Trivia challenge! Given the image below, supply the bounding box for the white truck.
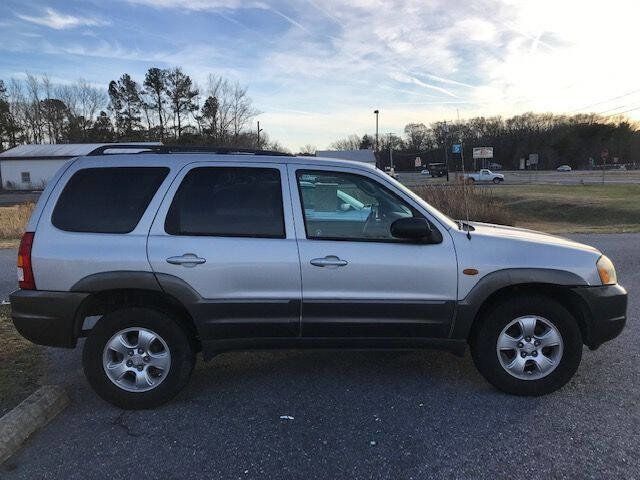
[465,169,504,184]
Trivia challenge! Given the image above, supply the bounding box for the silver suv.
[11,146,627,409]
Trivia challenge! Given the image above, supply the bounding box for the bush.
[0,203,35,239]
[411,183,514,226]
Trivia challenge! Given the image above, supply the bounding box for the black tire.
[492,177,502,184]
[470,294,582,396]
[83,307,195,409]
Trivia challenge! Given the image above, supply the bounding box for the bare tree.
[328,134,362,150]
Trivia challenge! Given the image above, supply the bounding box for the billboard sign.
[473,147,493,159]
[527,153,539,166]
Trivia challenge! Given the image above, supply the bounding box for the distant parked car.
[427,163,447,177]
[557,165,572,172]
[488,162,503,170]
[464,169,504,184]
[420,169,430,175]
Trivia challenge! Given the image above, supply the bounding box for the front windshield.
[380,170,458,230]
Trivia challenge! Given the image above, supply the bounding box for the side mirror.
[390,217,433,241]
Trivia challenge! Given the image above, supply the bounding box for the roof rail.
[86,144,293,157]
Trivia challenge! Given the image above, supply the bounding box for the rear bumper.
[10,289,89,348]
[571,284,627,348]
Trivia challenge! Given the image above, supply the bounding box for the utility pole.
[442,121,450,182]
[373,110,379,151]
[387,132,395,173]
[257,121,263,148]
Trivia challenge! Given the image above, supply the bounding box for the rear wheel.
[83,307,195,409]
[470,295,582,396]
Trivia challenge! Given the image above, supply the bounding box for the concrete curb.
[0,385,69,464]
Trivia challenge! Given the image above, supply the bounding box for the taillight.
[18,232,36,290]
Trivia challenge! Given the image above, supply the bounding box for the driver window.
[296,170,418,241]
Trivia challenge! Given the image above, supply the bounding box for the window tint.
[165,167,285,238]
[296,170,416,241]
[52,167,169,233]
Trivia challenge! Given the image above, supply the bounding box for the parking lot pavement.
[0,249,17,302]
[1,234,638,479]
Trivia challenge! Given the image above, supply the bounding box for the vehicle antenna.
[457,109,471,240]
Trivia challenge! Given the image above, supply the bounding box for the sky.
[0,0,638,150]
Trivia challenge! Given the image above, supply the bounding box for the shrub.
[411,183,514,226]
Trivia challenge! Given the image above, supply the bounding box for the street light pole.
[373,110,379,151]
[257,121,263,147]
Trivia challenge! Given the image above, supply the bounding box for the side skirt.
[201,337,467,360]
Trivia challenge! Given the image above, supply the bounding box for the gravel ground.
[1,233,638,479]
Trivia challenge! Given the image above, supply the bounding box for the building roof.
[0,143,162,159]
[315,150,376,163]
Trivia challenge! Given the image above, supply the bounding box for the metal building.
[0,143,161,190]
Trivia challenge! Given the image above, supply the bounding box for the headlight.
[597,255,617,285]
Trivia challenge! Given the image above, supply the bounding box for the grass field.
[493,184,640,233]
[0,305,43,416]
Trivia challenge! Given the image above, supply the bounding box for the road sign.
[472,147,493,159]
[452,144,461,154]
[527,153,539,166]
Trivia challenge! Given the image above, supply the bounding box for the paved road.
[1,234,638,479]
[398,169,640,187]
[0,249,17,302]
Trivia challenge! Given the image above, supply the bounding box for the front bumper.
[10,289,89,348]
[571,284,627,348]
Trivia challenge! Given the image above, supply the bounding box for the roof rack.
[86,144,293,157]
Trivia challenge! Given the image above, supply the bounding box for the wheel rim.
[496,315,564,380]
[102,327,171,393]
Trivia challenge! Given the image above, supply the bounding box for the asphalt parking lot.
[1,233,638,479]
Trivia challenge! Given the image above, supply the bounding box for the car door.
[147,162,301,340]
[288,164,458,338]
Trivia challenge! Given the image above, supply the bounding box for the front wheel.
[470,295,582,396]
[492,177,503,184]
[83,307,196,409]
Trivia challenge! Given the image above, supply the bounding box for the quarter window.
[296,170,417,241]
[165,167,285,238]
[52,167,169,233]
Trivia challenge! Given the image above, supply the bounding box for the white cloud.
[16,8,109,30]
[124,0,267,10]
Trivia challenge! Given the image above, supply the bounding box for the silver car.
[11,146,627,409]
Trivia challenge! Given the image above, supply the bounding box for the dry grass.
[0,305,43,416]
[0,202,35,241]
[412,183,514,226]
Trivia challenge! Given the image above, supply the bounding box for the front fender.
[450,268,587,340]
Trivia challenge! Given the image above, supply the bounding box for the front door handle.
[310,255,348,267]
[166,253,207,267]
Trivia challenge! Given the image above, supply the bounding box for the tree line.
[329,113,640,170]
[0,68,285,152]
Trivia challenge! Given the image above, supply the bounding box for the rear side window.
[52,167,169,233]
[165,167,285,238]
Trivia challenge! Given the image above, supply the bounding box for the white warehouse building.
[0,143,160,190]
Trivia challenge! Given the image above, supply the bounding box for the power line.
[603,105,640,118]
[570,88,640,113]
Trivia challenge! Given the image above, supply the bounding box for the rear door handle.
[310,255,348,267]
[166,253,207,267]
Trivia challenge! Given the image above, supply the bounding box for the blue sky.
[1,0,638,150]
